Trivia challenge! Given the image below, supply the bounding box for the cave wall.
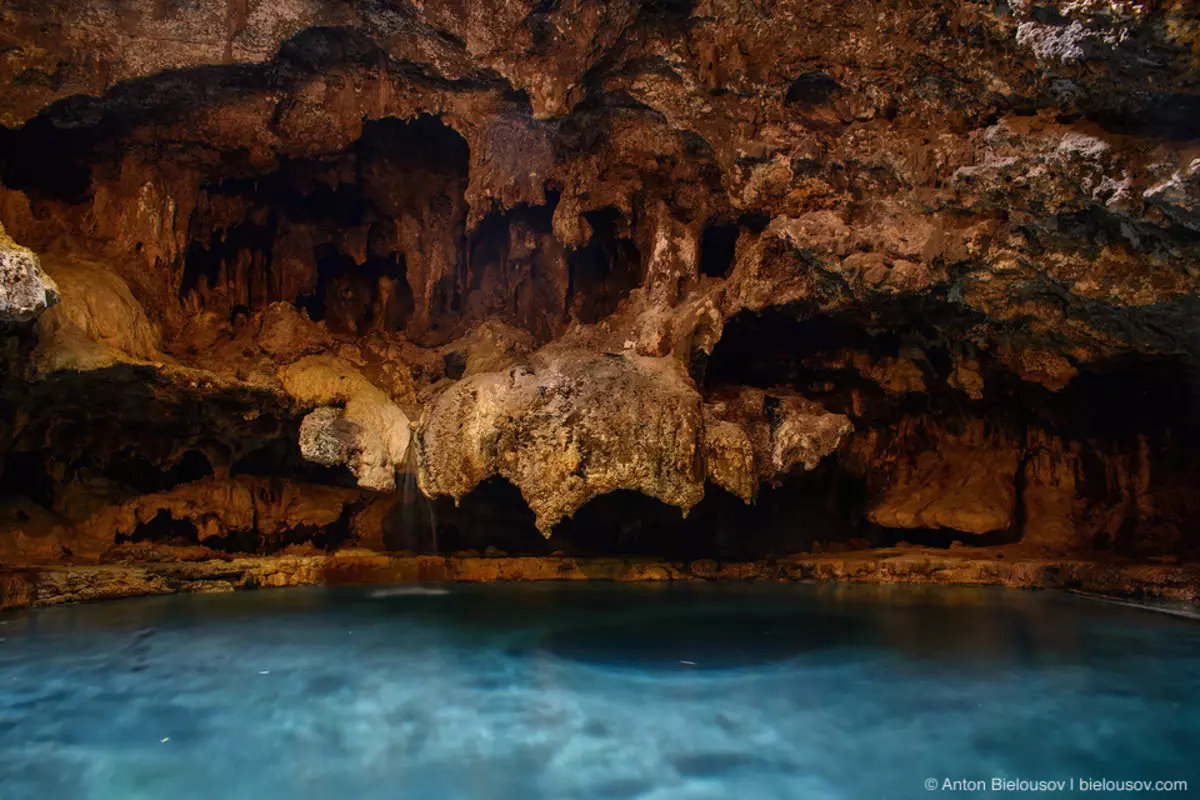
[1,0,1199,567]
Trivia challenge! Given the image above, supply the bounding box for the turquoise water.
[0,583,1198,799]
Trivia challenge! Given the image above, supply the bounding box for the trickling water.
[400,443,438,555]
[1,584,1199,799]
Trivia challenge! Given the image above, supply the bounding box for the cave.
[567,207,644,324]
[0,0,1194,608]
[698,221,739,278]
[1,2,1199,793]
[169,114,470,341]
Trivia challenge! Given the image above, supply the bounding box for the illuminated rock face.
[0,222,57,323]
[0,0,1198,576]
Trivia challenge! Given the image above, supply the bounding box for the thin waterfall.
[401,444,438,555]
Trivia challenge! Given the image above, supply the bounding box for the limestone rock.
[1,0,1200,570]
[71,478,359,558]
[281,355,413,492]
[862,420,1022,536]
[704,387,853,491]
[419,345,706,535]
[254,302,334,363]
[868,446,1020,535]
[701,417,757,502]
[0,222,58,323]
[34,257,162,372]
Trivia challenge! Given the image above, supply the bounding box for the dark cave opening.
[784,71,841,107]
[702,305,909,415]
[1093,92,1200,142]
[0,117,96,203]
[231,428,361,488]
[119,510,200,548]
[179,222,277,307]
[118,505,355,555]
[0,450,58,510]
[698,221,739,278]
[403,468,880,561]
[568,208,645,324]
[702,303,1200,555]
[178,114,469,338]
[426,478,550,556]
[464,194,567,342]
[105,450,215,495]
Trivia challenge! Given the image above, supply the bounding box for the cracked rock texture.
[0,221,57,323]
[0,0,1197,583]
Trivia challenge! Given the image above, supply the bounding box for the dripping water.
[399,443,438,555]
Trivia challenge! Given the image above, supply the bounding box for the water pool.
[0,583,1197,799]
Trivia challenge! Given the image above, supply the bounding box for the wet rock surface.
[0,0,1198,593]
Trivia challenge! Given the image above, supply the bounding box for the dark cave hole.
[568,208,644,324]
[703,305,900,391]
[784,71,841,107]
[249,506,355,554]
[119,510,200,548]
[0,117,95,203]
[463,193,565,342]
[738,211,770,234]
[419,478,550,556]
[989,353,1200,444]
[179,222,276,302]
[356,114,470,176]
[0,450,58,509]
[707,304,1200,442]
[698,221,740,278]
[276,26,390,71]
[1094,93,1200,142]
[154,495,357,556]
[634,0,698,26]
[877,526,1023,549]
[551,465,877,560]
[179,114,467,335]
[443,350,468,380]
[232,436,360,487]
[408,468,878,561]
[105,450,214,495]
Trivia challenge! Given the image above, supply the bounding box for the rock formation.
[0,0,1198,588]
[0,222,58,323]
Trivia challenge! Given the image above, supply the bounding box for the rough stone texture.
[281,356,413,491]
[702,387,854,502]
[419,345,707,534]
[0,0,1197,582]
[72,476,357,554]
[0,221,57,322]
[4,547,1200,611]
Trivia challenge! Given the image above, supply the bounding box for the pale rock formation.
[281,356,413,492]
[419,345,707,535]
[0,222,58,323]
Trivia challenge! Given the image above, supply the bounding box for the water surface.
[1,582,1197,799]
